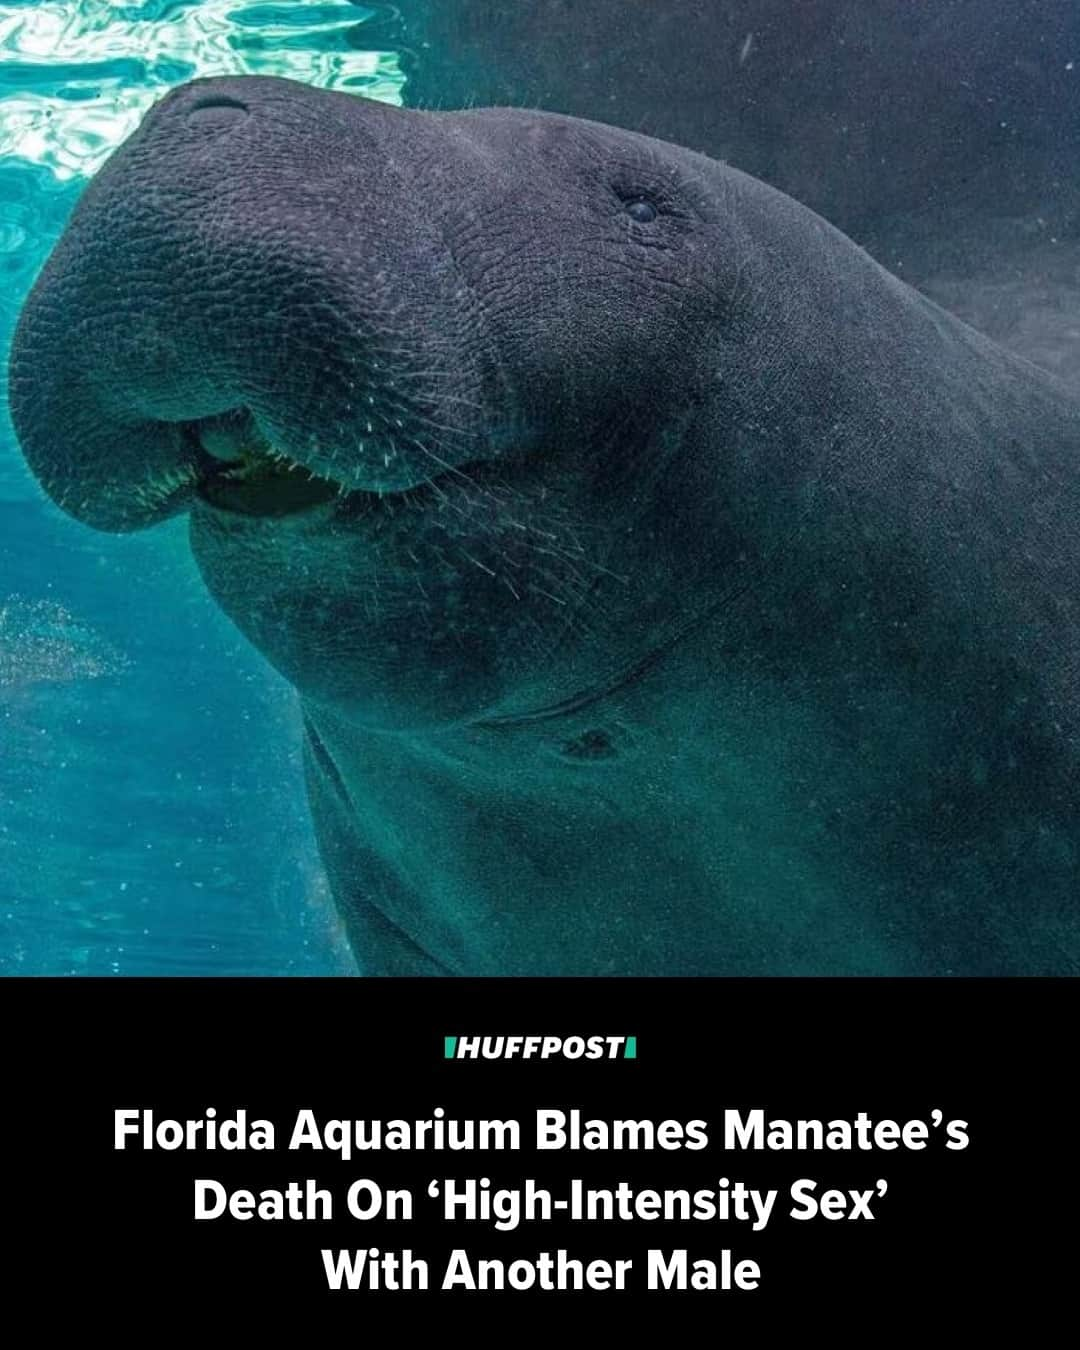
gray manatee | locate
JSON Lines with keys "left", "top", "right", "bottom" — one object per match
{"left": 9, "top": 77, "right": 1080, "bottom": 974}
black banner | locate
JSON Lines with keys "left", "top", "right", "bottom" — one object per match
{"left": 6, "top": 979, "right": 1071, "bottom": 1320}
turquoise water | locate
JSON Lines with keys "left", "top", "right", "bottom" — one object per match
{"left": 0, "top": 0, "right": 407, "bottom": 974}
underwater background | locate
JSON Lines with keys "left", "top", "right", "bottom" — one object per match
{"left": 2, "top": 1, "right": 1078, "bottom": 975}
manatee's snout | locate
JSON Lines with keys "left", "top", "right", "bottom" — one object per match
{"left": 10, "top": 74, "right": 733, "bottom": 727}
{"left": 9, "top": 76, "right": 495, "bottom": 531}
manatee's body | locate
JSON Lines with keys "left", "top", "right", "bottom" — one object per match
{"left": 9, "top": 77, "right": 1080, "bottom": 973}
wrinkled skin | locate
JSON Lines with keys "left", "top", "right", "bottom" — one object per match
{"left": 9, "top": 76, "right": 1080, "bottom": 974}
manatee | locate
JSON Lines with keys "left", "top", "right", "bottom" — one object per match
{"left": 9, "top": 76, "right": 1080, "bottom": 974}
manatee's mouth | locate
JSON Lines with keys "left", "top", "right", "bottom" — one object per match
{"left": 194, "top": 438, "right": 343, "bottom": 518}
{"left": 186, "top": 409, "right": 505, "bottom": 522}
{"left": 186, "top": 408, "right": 361, "bottom": 518}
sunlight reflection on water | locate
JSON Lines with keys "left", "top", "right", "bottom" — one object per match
{"left": 0, "top": 0, "right": 402, "bottom": 180}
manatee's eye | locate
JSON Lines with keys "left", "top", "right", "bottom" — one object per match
{"left": 625, "top": 199, "right": 658, "bottom": 223}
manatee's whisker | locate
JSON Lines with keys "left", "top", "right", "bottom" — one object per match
{"left": 531, "top": 544, "right": 630, "bottom": 585}
{"left": 527, "top": 585, "right": 568, "bottom": 607}
{"left": 404, "top": 437, "right": 487, "bottom": 491}
{"left": 459, "top": 550, "right": 497, "bottom": 577}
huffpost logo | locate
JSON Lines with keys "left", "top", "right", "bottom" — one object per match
{"left": 444, "top": 1035, "right": 637, "bottom": 1061}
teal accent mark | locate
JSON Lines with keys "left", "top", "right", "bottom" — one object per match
{"left": 444, "top": 1035, "right": 458, "bottom": 1059}
{"left": 625, "top": 1036, "right": 637, "bottom": 1059}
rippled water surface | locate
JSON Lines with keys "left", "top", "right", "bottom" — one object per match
{"left": 0, "top": 0, "right": 404, "bottom": 973}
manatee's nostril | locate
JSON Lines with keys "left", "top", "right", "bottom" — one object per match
{"left": 186, "top": 94, "right": 249, "bottom": 121}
